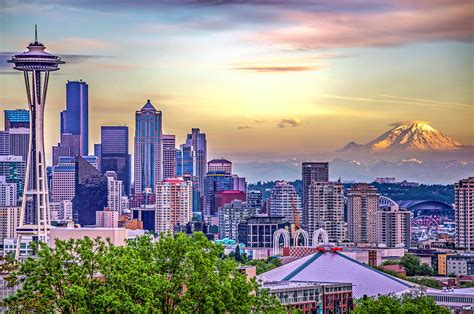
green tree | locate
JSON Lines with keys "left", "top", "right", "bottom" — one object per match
{"left": 355, "top": 290, "right": 449, "bottom": 314}
{"left": 3, "top": 233, "right": 285, "bottom": 313}
{"left": 234, "top": 244, "right": 243, "bottom": 262}
{"left": 400, "top": 254, "right": 433, "bottom": 276}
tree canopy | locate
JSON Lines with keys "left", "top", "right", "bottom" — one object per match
{"left": 3, "top": 233, "right": 284, "bottom": 313}
{"left": 355, "top": 290, "right": 449, "bottom": 314}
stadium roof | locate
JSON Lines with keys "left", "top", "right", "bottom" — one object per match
{"left": 258, "top": 251, "right": 413, "bottom": 298}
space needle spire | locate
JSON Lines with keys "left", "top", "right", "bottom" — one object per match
{"left": 8, "top": 26, "right": 65, "bottom": 258}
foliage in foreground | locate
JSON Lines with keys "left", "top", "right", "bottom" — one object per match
{"left": 2, "top": 233, "right": 284, "bottom": 313}
{"left": 355, "top": 290, "right": 449, "bottom": 314}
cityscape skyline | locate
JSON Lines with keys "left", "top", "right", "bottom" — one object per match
{"left": 0, "top": 1, "right": 472, "bottom": 167}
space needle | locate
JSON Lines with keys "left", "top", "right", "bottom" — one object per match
{"left": 8, "top": 26, "right": 64, "bottom": 258}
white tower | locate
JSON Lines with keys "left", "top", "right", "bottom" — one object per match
{"left": 8, "top": 26, "right": 64, "bottom": 258}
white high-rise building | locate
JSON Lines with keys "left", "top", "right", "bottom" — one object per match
{"left": 105, "top": 171, "right": 123, "bottom": 213}
{"left": 155, "top": 178, "right": 192, "bottom": 234}
{"left": 0, "top": 177, "right": 17, "bottom": 207}
{"left": 270, "top": 181, "right": 301, "bottom": 224}
{"left": 455, "top": 177, "right": 474, "bottom": 251}
{"left": 377, "top": 204, "right": 411, "bottom": 248}
{"left": 307, "top": 181, "right": 345, "bottom": 243}
{"left": 218, "top": 200, "right": 258, "bottom": 241}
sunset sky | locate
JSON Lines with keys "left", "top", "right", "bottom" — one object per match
{"left": 1, "top": 0, "right": 473, "bottom": 164}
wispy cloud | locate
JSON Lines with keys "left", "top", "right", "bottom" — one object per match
{"left": 277, "top": 117, "right": 301, "bottom": 128}
{"left": 323, "top": 94, "right": 474, "bottom": 112}
{"left": 237, "top": 125, "right": 252, "bottom": 129}
{"left": 254, "top": 119, "right": 267, "bottom": 124}
{"left": 234, "top": 65, "right": 321, "bottom": 73}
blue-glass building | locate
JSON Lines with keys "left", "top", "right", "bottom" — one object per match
{"left": 61, "top": 80, "right": 88, "bottom": 156}
{"left": 203, "top": 171, "right": 234, "bottom": 216}
{"left": 176, "top": 143, "right": 194, "bottom": 177}
{"left": 4, "top": 109, "right": 30, "bottom": 130}
{"left": 134, "top": 100, "right": 162, "bottom": 194}
{"left": 100, "top": 126, "right": 131, "bottom": 195}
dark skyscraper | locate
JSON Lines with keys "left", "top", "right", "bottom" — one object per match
{"left": 100, "top": 126, "right": 130, "bottom": 195}
{"left": 302, "top": 162, "right": 329, "bottom": 226}
{"left": 73, "top": 155, "right": 107, "bottom": 226}
{"left": 134, "top": 100, "right": 162, "bottom": 194}
{"left": 61, "top": 80, "right": 89, "bottom": 156}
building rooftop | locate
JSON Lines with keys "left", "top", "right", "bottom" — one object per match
{"left": 141, "top": 99, "right": 156, "bottom": 111}
{"left": 5, "top": 109, "right": 29, "bottom": 123}
{"left": 258, "top": 251, "right": 413, "bottom": 298}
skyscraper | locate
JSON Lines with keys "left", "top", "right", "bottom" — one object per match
{"left": 186, "top": 128, "right": 207, "bottom": 194}
{"left": 307, "top": 181, "right": 345, "bottom": 243}
{"left": 73, "top": 155, "right": 107, "bottom": 226}
{"left": 455, "top": 177, "right": 474, "bottom": 250}
{"left": 62, "top": 80, "right": 88, "bottom": 156}
{"left": 0, "top": 155, "right": 26, "bottom": 198}
{"left": 347, "top": 183, "right": 379, "bottom": 245}
{"left": 155, "top": 178, "right": 192, "bottom": 234}
{"left": 51, "top": 156, "right": 76, "bottom": 202}
{"left": 208, "top": 158, "right": 232, "bottom": 175}
{"left": 105, "top": 171, "right": 123, "bottom": 213}
{"left": 4, "top": 109, "right": 29, "bottom": 130}
{"left": 0, "top": 176, "right": 17, "bottom": 207}
{"left": 218, "top": 200, "right": 258, "bottom": 241}
{"left": 302, "top": 162, "right": 329, "bottom": 226}
{"left": 8, "top": 27, "right": 64, "bottom": 254}
{"left": 270, "top": 181, "right": 301, "bottom": 224}
{"left": 134, "top": 100, "right": 162, "bottom": 194}
{"left": 161, "top": 134, "right": 176, "bottom": 180}
{"left": 100, "top": 126, "right": 130, "bottom": 195}
{"left": 8, "top": 128, "right": 29, "bottom": 163}
{"left": 176, "top": 143, "right": 194, "bottom": 177}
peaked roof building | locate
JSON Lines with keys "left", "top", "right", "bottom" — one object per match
{"left": 258, "top": 250, "right": 413, "bottom": 298}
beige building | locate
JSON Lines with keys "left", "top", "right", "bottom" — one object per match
{"left": 307, "top": 181, "right": 345, "bottom": 243}
{"left": 49, "top": 227, "right": 128, "bottom": 248}
{"left": 0, "top": 206, "right": 20, "bottom": 248}
{"left": 377, "top": 205, "right": 411, "bottom": 248}
{"left": 347, "top": 183, "right": 379, "bottom": 245}
{"left": 155, "top": 178, "right": 192, "bottom": 234}
{"left": 96, "top": 208, "right": 120, "bottom": 228}
{"left": 455, "top": 177, "right": 474, "bottom": 251}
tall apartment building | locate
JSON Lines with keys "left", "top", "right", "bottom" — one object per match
{"left": 218, "top": 200, "right": 258, "bottom": 241}
{"left": 155, "top": 178, "right": 192, "bottom": 234}
{"left": 100, "top": 126, "right": 130, "bottom": 195}
{"left": 270, "top": 181, "right": 301, "bottom": 224}
{"left": 0, "top": 177, "right": 17, "bottom": 206}
{"left": 347, "top": 183, "right": 380, "bottom": 245}
{"left": 134, "top": 100, "right": 162, "bottom": 194}
{"left": 302, "top": 162, "right": 329, "bottom": 226}
{"left": 307, "top": 181, "right": 345, "bottom": 243}
{"left": 208, "top": 158, "right": 232, "bottom": 175}
{"left": 0, "top": 206, "right": 20, "bottom": 248}
{"left": 377, "top": 204, "right": 411, "bottom": 248}
{"left": 455, "top": 177, "right": 474, "bottom": 250}
{"left": 161, "top": 134, "right": 176, "bottom": 180}
{"left": 105, "top": 171, "right": 123, "bottom": 214}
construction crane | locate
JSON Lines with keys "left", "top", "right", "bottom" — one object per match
{"left": 291, "top": 194, "right": 300, "bottom": 230}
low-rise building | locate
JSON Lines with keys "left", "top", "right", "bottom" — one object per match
{"left": 447, "top": 255, "right": 474, "bottom": 276}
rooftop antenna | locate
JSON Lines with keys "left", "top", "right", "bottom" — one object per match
{"left": 34, "top": 24, "right": 38, "bottom": 43}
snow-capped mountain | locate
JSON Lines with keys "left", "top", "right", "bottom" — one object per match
{"left": 341, "top": 121, "right": 461, "bottom": 152}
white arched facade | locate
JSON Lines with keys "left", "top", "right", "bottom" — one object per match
{"left": 273, "top": 229, "right": 290, "bottom": 256}
{"left": 312, "top": 228, "right": 329, "bottom": 246}
{"left": 293, "top": 229, "right": 309, "bottom": 247}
